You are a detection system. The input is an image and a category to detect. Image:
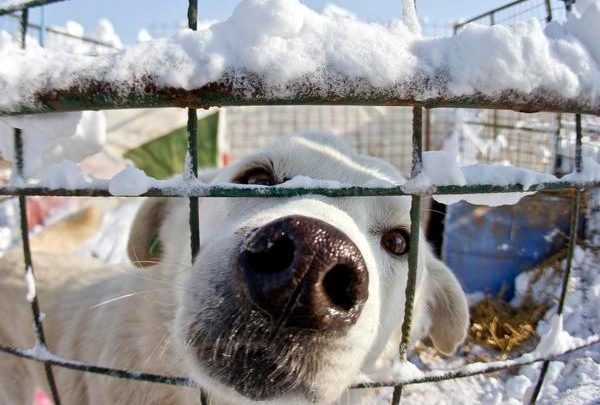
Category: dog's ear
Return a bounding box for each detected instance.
[127,168,224,267]
[424,252,469,355]
[128,197,170,268]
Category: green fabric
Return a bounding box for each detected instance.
[124,111,218,179]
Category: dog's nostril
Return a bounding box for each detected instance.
[322,265,358,311]
[245,236,295,274]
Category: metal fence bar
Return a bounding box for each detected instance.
[185,1,208,404]
[187,108,201,259]
[553,113,563,175]
[0,0,69,16]
[529,112,584,403]
[575,114,583,173]
[13,9,62,404]
[5,83,598,116]
[1,180,599,198]
[544,0,553,22]
[392,106,424,404]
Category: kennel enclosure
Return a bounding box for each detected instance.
[0,1,599,405]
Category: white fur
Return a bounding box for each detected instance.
[0,133,468,404]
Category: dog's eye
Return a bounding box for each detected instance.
[381,229,409,256]
[234,167,276,186]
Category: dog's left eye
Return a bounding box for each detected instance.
[381,229,409,256]
[234,167,277,186]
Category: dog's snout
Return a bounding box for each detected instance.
[237,215,368,331]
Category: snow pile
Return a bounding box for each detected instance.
[563,156,600,182]
[137,29,153,43]
[406,149,561,206]
[0,111,106,178]
[40,160,92,189]
[108,167,152,196]
[279,175,344,189]
[90,19,123,49]
[421,150,465,186]
[1,0,599,111]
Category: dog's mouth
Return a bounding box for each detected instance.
[187,308,329,401]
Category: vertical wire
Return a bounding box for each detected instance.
[574,114,582,173]
[392,106,423,405]
[529,114,583,404]
[544,0,553,22]
[15,8,62,405]
[553,114,562,176]
[186,2,208,404]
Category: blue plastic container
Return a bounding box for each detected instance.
[442,192,573,300]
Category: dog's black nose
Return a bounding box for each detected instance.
[237,215,368,331]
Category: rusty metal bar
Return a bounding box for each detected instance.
[2,79,599,116]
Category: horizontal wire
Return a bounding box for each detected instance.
[0,337,596,389]
[0,180,597,198]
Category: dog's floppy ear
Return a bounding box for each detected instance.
[128,197,170,267]
[425,252,469,355]
[127,168,224,267]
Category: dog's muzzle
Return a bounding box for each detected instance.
[237,215,368,331]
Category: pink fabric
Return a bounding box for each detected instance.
[34,389,52,405]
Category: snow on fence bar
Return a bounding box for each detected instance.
[1,0,600,116]
[0,1,598,405]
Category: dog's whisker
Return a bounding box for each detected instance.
[88,288,168,310]
[143,331,171,365]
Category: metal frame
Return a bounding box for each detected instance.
[0,1,598,404]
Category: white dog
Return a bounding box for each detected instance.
[0,133,468,405]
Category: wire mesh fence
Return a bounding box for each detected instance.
[452,0,599,177]
[0,9,119,54]
[0,1,598,405]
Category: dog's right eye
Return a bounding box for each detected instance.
[234,167,276,186]
[381,228,409,256]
